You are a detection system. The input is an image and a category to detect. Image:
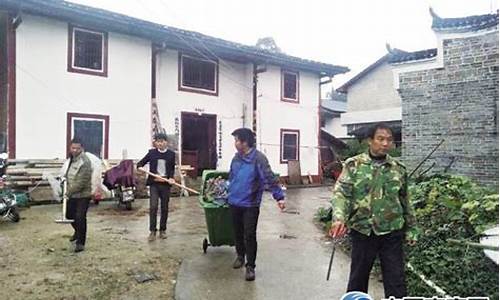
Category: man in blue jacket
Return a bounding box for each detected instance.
[229,128,286,281]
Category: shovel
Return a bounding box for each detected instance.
[54,178,74,224]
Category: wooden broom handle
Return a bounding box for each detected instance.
[138,168,200,195]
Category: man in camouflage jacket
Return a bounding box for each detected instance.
[330,123,418,298]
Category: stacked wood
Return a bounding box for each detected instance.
[4,159,199,203]
[6,159,65,203]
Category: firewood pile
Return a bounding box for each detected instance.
[5,159,198,203]
[5,159,123,203]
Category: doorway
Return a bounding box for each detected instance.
[181,112,217,177]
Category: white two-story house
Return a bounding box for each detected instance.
[0,0,348,181]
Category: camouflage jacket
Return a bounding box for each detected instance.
[331,152,419,241]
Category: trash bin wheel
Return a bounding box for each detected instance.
[203,238,208,254]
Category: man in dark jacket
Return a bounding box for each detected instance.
[229,128,285,281]
[65,138,92,253]
[137,133,176,241]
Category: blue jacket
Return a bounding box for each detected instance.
[228,148,285,207]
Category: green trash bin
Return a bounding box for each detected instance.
[199,170,235,253]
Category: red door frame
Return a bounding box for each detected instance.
[180,112,217,171]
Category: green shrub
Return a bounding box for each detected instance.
[317,174,499,298]
[388,146,401,157]
[339,139,368,159]
[407,174,498,298]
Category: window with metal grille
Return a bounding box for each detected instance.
[282,70,299,102]
[281,130,300,162]
[180,55,217,94]
[68,25,107,76]
[74,30,102,70]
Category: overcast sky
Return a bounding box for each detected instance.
[70,0,498,91]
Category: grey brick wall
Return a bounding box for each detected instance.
[398,31,499,188]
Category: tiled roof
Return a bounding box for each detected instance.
[388,48,438,64]
[1,0,348,76]
[320,98,347,114]
[431,8,499,32]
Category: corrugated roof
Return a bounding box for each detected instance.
[1,0,349,76]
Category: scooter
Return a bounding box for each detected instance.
[0,152,20,223]
[102,159,136,211]
[113,185,135,211]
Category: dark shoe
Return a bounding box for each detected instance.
[148,231,156,242]
[232,256,245,269]
[74,244,85,253]
[159,231,167,239]
[245,267,255,281]
[69,234,77,242]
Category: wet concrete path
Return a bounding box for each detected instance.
[1,186,384,299]
[174,187,384,300]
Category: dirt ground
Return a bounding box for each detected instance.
[0,200,182,300]
[1,187,384,300]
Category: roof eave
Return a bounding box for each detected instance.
[2,0,349,76]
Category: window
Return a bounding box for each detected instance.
[179,54,218,95]
[280,129,300,163]
[67,113,109,159]
[68,25,108,76]
[281,70,299,102]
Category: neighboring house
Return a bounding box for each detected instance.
[336,54,404,144]
[0,0,348,181]
[319,91,348,166]
[320,90,348,138]
[389,9,499,187]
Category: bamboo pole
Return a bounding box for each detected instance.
[407,263,450,297]
[137,168,200,195]
[448,239,499,251]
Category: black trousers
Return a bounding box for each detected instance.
[230,205,260,268]
[149,184,170,232]
[347,229,407,298]
[66,197,91,246]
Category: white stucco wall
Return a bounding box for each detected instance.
[346,62,401,112]
[15,14,151,159]
[15,14,321,176]
[341,107,402,125]
[155,49,252,171]
[324,117,348,138]
[256,65,320,177]
[156,52,320,176]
